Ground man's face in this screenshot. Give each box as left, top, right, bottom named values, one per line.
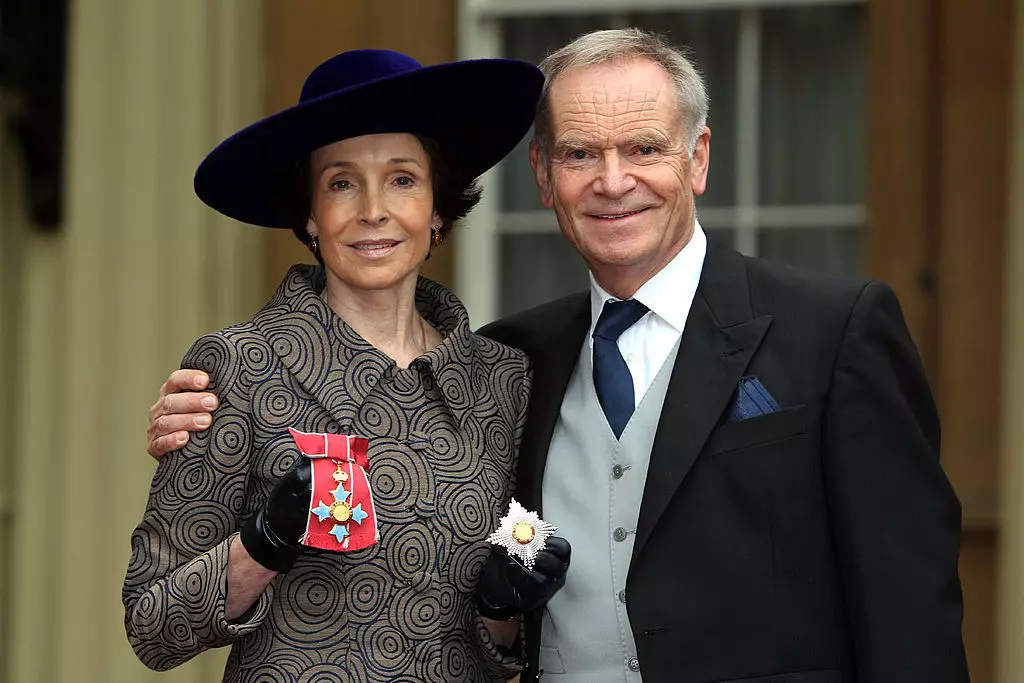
left=530, top=58, right=710, bottom=296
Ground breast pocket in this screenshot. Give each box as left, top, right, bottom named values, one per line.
left=703, top=405, right=809, bottom=456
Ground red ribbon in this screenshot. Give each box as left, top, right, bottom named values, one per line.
left=288, top=427, right=379, bottom=552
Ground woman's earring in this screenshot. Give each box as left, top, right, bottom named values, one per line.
left=308, top=235, right=318, bottom=255
left=425, top=225, right=442, bottom=261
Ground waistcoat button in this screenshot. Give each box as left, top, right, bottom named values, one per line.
left=627, top=657, right=640, bottom=672
left=613, top=527, right=628, bottom=542
left=618, top=589, right=626, bottom=603
left=612, top=464, right=624, bottom=479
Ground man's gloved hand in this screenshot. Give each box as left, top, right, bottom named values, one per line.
left=240, top=457, right=311, bottom=573
left=476, top=536, right=571, bottom=620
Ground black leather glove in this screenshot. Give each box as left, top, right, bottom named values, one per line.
left=240, top=457, right=311, bottom=573
left=476, top=536, right=571, bottom=620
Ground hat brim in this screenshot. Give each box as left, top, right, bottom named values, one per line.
left=194, top=59, right=543, bottom=229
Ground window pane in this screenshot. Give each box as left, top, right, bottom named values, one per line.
left=759, top=5, right=865, bottom=205
left=757, top=226, right=861, bottom=276
left=499, top=233, right=590, bottom=316
left=632, top=10, right=739, bottom=207
left=503, top=14, right=615, bottom=66
left=500, top=133, right=542, bottom=212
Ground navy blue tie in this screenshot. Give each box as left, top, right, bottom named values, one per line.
left=593, top=299, right=649, bottom=439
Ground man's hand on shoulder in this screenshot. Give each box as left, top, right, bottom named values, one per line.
left=147, top=369, right=218, bottom=460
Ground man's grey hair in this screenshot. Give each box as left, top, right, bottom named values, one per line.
left=534, top=28, right=709, bottom=159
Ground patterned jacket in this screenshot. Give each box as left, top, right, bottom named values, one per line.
left=123, top=265, right=531, bottom=682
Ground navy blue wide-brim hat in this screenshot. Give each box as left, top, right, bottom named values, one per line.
left=194, top=49, right=544, bottom=229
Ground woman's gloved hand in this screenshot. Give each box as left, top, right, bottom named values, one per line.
left=476, top=536, right=571, bottom=620
left=239, top=457, right=311, bottom=573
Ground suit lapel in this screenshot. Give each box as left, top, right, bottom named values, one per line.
left=632, top=243, right=772, bottom=560
left=516, top=295, right=590, bottom=515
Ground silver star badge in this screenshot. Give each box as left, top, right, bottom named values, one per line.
left=487, top=498, right=557, bottom=570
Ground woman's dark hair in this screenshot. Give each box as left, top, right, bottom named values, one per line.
left=288, top=135, right=482, bottom=261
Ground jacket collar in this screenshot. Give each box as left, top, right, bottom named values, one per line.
left=253, top=264, right=477, bottom=424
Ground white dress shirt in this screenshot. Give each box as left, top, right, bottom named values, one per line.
left=588, top=220, right=707, bottom=407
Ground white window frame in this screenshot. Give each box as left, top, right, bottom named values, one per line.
left=457, top=0, right=866, bottom=325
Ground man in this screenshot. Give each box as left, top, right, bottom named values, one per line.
left=149, top=29, right=969, bottom=682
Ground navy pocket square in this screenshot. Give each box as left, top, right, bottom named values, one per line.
left=725, top=376, right=781, bottom=424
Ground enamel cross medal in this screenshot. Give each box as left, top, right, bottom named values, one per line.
left=487, top=498, right=557, bottom=570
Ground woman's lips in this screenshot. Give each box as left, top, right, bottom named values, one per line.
left=348, top=239, right=401, bottom=257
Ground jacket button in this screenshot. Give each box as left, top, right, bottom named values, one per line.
left=627, top=657, right=640, bottom=672
left=613, top=527, right=628, bottom=542
left=611, top=464, right=624, bottom=479
left=618, top=589, right=626, bottom=603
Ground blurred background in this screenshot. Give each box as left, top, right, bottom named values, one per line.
left=1, top=0, right=1022, bottom=680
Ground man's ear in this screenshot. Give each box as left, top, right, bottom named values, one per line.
left=529, top=139, right=555, bottom=209
left=690, top=126, right=711, bottom=196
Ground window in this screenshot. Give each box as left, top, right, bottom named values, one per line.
left=456, top=0, right=866, bottom=323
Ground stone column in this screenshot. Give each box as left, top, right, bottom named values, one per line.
left=3, top=1, right=264, bottom=680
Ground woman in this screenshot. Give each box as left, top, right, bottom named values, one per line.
left=123, top=49, right=568, bottom=682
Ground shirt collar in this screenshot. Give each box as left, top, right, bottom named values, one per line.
left=588, top=219, right=707, bottom=336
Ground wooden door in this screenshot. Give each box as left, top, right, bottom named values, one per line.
left=867, top=1, right=1015, bottom=680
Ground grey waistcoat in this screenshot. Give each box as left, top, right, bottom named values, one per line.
left=538, top=338, right=680, bottom=682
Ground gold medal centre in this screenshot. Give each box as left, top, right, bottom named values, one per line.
left=512, top=521, right=535, bottom=544
left=330, top=501, right=352, bottom=523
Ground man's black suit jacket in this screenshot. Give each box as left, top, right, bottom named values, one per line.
left=479, top=241, right=969, bottom=683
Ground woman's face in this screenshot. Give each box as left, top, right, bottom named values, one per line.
left=308, top=133, right=435, bottom=292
